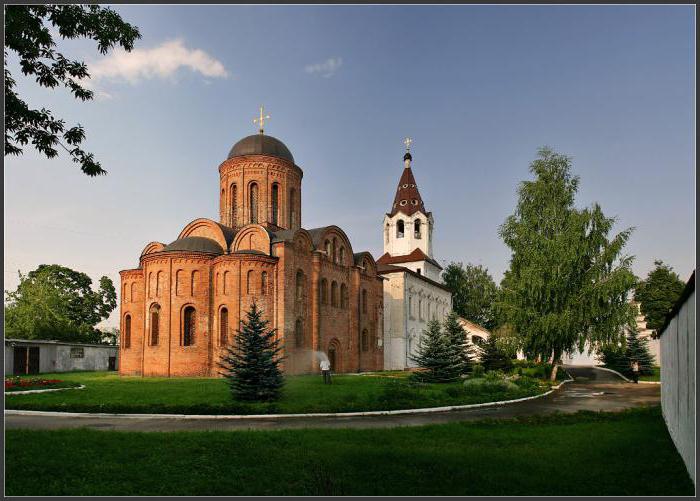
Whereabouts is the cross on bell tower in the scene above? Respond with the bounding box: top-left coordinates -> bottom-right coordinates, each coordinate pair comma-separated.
253,105 -> 271,134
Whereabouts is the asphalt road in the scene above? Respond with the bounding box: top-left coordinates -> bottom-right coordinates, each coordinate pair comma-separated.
4,366 -> 660,432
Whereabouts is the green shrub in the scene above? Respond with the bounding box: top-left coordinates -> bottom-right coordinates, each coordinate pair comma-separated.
462,377 -> 518,395
471,364 -> 485,378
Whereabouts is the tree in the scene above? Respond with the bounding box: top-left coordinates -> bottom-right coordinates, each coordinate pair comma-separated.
443,311 -> 476,374
4,264 -> 117,343
480,334 -> 512,372
99,327 -> 120,346
597,325 -> 655,377
498,147 -> 637,380
5,5 -> 140,176
634,260 -> 686,335
219,303 -> 284,401
410,319 -> 463,383
442,262 -> 498,329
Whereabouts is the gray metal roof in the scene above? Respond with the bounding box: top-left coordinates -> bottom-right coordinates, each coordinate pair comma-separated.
5,338 -> 119,349
228,134 -> 294,163
162,236 -> 224,255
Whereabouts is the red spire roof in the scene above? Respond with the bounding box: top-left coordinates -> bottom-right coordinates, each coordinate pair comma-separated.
389,157 -> 426,217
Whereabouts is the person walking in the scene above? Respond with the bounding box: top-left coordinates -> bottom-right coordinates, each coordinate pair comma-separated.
631,359 -> 640,384
320,358 -> 332,384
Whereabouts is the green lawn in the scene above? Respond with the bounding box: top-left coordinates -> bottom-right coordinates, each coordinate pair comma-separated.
4,407 -> 693,496
5,371 -> 550,415
640,366 -> 661,382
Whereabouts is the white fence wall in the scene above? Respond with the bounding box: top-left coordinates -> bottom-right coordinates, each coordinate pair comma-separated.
661,288 -> 695,485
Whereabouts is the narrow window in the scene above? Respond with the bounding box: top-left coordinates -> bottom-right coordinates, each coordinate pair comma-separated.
249,183 -> 259,224
362,329 -> 369,351
385,224 -> 390,243
150,304 -> 160,346
362,289 -> 368,313
320,279 -> 328,305
416,268 -> 421,275
409,296 -> 413,318
247,270 -> 254,295
156,271 -> 163,296
295,318 -> 303,348
261,272 -> 268,294
396,220 -> 404,238
271,184 -> 279,226
331,281 -> 338,307
289,189 -> 297,227
124,315 -> 131,348
183,306 -> 196,346
130,282 -> 136,302
332,237 -> 338,263
419,299 -> 423,320
341,283 -> 348,309
296,270 -> 305,301
191,270 -> 199,296
339,247 -> 345,266
325,240 -> 332,258
223,271 -> 229,295
220,307 -> 228,345
230,184 -> 237,227
414,220 -> 421,239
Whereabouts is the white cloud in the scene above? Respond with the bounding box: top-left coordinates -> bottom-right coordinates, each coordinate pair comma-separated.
86,39 -> 229,85
305,57 -> 343,78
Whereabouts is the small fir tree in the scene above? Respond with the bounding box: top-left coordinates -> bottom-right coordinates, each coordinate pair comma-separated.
410,319 -> 463,383
597,326 -> 655,377
443,312 -> 476,374
219,303 -> 284,401
480,334 -> 512,372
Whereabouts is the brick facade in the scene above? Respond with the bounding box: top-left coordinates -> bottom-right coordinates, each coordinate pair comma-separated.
119,133 -> 384,376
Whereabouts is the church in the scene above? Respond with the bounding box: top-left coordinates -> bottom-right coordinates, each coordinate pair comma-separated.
378,141 -> 453,369
118,109 -> 384,376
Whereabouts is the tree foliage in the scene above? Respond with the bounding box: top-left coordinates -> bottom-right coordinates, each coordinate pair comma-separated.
5,5 -> 140,175
410,319 -> 464,383
480,334 -> 513,372
442,262 -> 498,329
597,326 -> 655,377
634,260 -> 686,334
218,303 -> 285,401
4,264 -> 117,343
498,147 -> 637,379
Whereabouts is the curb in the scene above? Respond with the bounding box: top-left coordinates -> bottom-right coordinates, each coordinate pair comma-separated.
596,366 -> 661,384
5,384 -> 86,396
4,379 -> 575,421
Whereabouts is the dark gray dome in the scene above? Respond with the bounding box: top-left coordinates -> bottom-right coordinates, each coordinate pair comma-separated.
162,236 -> 224,255
228,134 -> 294,163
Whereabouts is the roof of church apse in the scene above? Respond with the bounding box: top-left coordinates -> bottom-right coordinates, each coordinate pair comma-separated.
161,236 -> 225,255
227,134 -> 295,164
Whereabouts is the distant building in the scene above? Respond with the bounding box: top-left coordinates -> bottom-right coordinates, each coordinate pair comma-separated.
379,142 -> 452,369
4,339 -> 118,376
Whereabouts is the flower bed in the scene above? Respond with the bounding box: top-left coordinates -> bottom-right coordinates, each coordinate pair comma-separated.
5,377 -> 80,392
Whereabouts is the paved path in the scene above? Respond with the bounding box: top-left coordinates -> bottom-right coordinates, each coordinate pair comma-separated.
5,366 -> 659,432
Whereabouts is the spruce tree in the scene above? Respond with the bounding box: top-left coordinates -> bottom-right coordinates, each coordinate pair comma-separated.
480,334 -> 512,372
218,303 -> 284,401
410,319 -> 463,383
624,326 -> 655,376
443,312 -> 475,374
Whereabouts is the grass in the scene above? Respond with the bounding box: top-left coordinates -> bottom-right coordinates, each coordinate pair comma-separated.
4,406 -> 693,496
640,366 -> 661,382
4,371 -> 551,415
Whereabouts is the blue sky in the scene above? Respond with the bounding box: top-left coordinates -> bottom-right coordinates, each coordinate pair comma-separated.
4,5 -> 695,328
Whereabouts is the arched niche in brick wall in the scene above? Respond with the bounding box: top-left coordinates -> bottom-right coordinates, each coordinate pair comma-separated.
140,242 -> 165,258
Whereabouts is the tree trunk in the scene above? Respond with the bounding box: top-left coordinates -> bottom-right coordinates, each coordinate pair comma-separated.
549,349 -> 560,381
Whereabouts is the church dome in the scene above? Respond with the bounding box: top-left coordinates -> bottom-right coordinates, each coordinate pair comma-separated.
227,134 -> 294,164
162,236 -> 224,255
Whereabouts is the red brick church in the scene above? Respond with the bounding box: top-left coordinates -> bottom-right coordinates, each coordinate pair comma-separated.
119,111 -> 384,376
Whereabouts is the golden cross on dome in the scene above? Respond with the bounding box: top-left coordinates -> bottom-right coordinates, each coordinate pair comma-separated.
403,137 -> 413,152
253,105 -> 271,134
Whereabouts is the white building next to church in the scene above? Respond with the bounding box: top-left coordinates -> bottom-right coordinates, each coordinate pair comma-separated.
378,141 -> 452,370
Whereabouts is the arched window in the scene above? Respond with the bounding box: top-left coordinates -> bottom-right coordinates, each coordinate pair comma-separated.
397,220 -> 404,238
230,184 -> 238,227
176,270 -> 184,296
271,183 -> 279,226
320,279 -> 328,305
147,272 -> 153,298
385,224 -> 390,243
419,299 -> 423,320
295,318 -> 303,348
361,329 -> 369,351
183,306 -> 196,346
124,315 -> 131,348
249,182 -> 259,224
332,237 -> 338,263
331,281 -> 338,307
339,247 -> 345,266
246,270 -> 254,295
261,272 -> 268,294
150,304 -> 160,346
223,271 -> 230,295
414,220 -> 421,239
362,289 -> 368,313
220,307 -> 228,345
191,270 -> 199,296
295,270 -> 305,301
325,240 -> 332,258
341,283 -> 348,309
123,283 -> 128,303
130,282 -> 136,302
289,189 -> 297,227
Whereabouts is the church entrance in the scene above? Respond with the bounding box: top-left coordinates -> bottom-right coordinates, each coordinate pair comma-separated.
328,339 -> 340,373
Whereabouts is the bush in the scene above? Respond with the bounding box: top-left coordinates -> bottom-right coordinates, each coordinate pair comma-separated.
471,364 -> 485,378
462,376 -> 519,395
